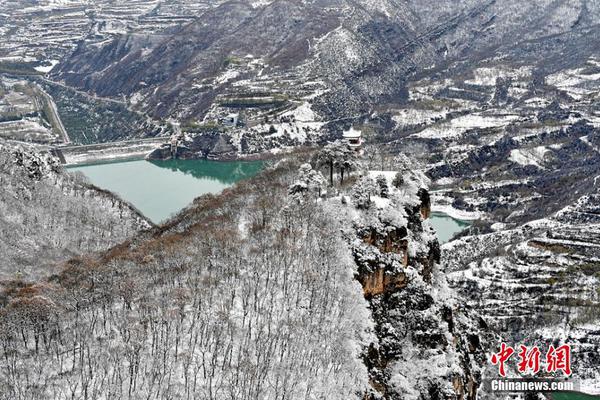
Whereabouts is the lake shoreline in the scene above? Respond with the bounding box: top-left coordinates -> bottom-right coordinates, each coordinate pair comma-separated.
62,144 -> 289,167
67,158 -> 264,224
429,212 -> 471,244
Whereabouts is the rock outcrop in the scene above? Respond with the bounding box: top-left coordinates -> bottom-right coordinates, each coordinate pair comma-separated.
335,174 -> 490,399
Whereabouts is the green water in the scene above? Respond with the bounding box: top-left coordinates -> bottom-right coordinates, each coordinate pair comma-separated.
67,158 -> 264,223
429,212 -> 471,243
551,393 -> 600,400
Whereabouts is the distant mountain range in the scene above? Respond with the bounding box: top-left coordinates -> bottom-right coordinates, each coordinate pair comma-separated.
51,0 -> 600,121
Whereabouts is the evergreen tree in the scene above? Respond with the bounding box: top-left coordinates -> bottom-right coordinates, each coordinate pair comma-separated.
352,176 -> 377,209
335,145 -> 359,185
315,142 -> 339,186
376,174 -> 389,198
392,172 -> 404,189
288,163 -> 326,201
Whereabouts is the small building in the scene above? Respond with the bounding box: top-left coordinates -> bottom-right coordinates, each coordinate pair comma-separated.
221,113 -> 239,128
343,127 -> 363,150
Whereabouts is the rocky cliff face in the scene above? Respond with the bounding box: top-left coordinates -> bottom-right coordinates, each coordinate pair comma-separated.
328,170 -> 492,399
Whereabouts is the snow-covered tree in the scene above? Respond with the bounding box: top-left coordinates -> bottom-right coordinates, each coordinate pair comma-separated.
393,153 -> 419,173
352,176 -> 377,209
376,174 -> 389,198
288,163 -> 326,201
315,142 -> 338,186
315,140 -> 358,186
392,172 -> 404,189
334,145 -> 359,185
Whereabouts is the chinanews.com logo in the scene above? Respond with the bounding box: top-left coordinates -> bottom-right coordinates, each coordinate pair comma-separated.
486,342 -> 580,393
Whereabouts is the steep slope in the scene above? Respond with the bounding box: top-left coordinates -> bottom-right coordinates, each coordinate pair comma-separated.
53,0 -> 600,118
334,170 -> 492,399
0,141 -> 150,287
0,151 -> 491,399
40,0 -> 600,159
443,191 -> 600,394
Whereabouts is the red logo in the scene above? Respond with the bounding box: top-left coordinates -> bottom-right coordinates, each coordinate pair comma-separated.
546,345 -> 572,376
491,343 -> 515,377
517,345 -> 541,375
490,343 -> 572,377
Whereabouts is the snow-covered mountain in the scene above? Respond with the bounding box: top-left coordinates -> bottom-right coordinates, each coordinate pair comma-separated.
0,141 -> 150,285
0,149 -> 495,399
2,0 -> 600,398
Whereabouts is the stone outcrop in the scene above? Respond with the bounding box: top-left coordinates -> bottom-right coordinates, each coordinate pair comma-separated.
147,130 -> 239,160
345,184 -> 489,400
358,267 -> 407,297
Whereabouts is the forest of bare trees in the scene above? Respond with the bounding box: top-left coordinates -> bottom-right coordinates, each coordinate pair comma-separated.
0,156 -> 373,400
0,144 -> 150,284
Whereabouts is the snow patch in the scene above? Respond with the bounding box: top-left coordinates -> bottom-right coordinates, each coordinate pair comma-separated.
34,60 -> 59,73
412,113 -> 519,139
508,146 -> 549,168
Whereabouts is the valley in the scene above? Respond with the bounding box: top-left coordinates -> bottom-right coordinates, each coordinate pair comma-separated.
68,158 -> 264,223
1,0 -> 600,399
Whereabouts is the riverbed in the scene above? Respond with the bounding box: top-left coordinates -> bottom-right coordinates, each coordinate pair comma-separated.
67,158 -> 264,223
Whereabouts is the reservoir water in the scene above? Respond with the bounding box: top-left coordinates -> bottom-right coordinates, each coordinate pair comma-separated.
551,393 -> 600,400
429,212 -> 471,243
69,159 -> 472,239
67,158 -> 264,224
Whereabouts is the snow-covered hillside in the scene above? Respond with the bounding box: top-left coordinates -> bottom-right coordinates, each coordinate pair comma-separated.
0,141 -> 150,284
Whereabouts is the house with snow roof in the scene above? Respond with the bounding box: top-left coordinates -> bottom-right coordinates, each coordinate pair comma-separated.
343,127 -> 363,151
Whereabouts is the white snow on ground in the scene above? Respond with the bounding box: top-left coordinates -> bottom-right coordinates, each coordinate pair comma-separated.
408,78 -> 453,101
392,108 -> 448,127
535,323 -> 600,395
368,170 -> 398,184
585,114 -> 600,128
303,87 -> 330,100
249,0 -> 274,7
431,204 -> 481,220
547,71 -> 600,88
580,378 -> 600,395
215,68 -> 241,84
546,60 -> 600,99
524,97 -> 551,107
0,55 -> 37,63
34,60 -> 59,73
508,146 -> 549,168
471,178 -> 532,190
0,118 -> 54,142
129,92 -> 145,105
315,26 -> 367,74
491,222 -> 507,231
434,177 -> 454,186
254,121 -> 323,142
465,66 -> 531,86
371,196 -> 390,209
412,113 -> 520,139
251,101 -> 324,142
282,101 -> 318,122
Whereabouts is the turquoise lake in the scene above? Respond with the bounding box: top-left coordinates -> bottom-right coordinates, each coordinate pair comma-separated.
551,392 -> 600,400
68,158 -> 473,241
429,212 -> 471,243
67,158 -> 264,223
